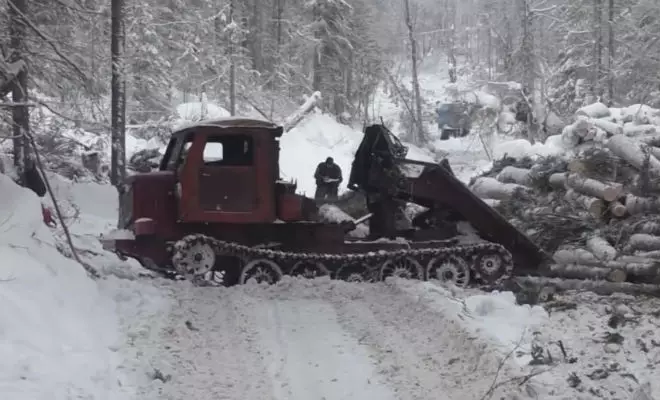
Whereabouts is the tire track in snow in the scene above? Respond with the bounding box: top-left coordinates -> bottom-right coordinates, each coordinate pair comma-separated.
327,280 -> 527,400
240,292 -> 398,400
240,277 -> 528,400
123,279 -> 274,400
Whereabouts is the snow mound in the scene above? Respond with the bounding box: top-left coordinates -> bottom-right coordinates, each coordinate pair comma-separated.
175,101 -> 230,121
393,280 -> 548,364
493,137 -> 566,160
280,110 -> 435,196
0,173 -> 128,399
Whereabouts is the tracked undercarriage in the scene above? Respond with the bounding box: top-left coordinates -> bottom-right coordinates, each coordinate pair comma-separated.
168,234 -> 514,288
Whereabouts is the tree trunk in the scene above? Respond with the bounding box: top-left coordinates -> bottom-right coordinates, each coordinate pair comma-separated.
111,0 -> 127,192
8,0 -> 29,183
593,0 -> 603,96
403,0 -> 425,146
607,0 -> 614,104
228,0 -> 236,116
249,0 -> 263,72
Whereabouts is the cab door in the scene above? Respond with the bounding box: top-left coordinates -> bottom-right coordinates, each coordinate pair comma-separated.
197,134 -> 258,213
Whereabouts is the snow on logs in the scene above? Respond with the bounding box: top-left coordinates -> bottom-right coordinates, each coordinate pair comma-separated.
469,177 -> 528,201
495,166 -> 532,185
471,102 -> 660,292
606,134 -> 660,174
576,101 -> 611,119
551,245 -> 659,284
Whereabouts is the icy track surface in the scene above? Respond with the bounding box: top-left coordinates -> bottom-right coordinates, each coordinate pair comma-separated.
117,276 -> 531,400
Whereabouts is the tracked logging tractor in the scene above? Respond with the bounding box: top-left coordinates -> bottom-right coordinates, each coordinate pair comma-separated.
104,118 -> 547,288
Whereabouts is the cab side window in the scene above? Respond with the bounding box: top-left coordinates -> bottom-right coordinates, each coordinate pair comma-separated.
202,135 -> 254,167
164,133 -> 194,171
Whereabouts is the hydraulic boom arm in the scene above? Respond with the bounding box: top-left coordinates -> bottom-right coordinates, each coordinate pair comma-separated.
347,124 -> 546,273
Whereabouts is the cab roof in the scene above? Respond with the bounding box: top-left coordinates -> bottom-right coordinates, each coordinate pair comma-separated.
172,117 -> 283,138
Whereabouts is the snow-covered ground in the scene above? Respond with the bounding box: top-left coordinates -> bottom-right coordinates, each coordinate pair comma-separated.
6,162 -> 658,399
1,66 -> 658,400
0,174 -> 130,399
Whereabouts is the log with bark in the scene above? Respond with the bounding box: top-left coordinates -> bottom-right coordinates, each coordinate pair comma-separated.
608,201 -> 626,217
515,276 -> 660,298
606,134 -> 660,174
564,173 -> 623,201
591,118 -> 623,136
624,194 -> 660,215
561,117 -> 595,146
548,172 -> 568,189
623,124 -> 656,137
495,166 -> 532,185
547,264 -> 626,282
627,233 -> 660,251
564,189 -> 604,216
634,221 -> 660,235
586,236 -> 618,260
552,248 -> 660,282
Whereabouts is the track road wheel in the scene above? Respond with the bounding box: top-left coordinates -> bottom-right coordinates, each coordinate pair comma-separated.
427,255 -> 470,288
336,262 -> 374,283
472,251 -> 513,284
240,258 -> 283,285
380,256 -> 424,281
290,260 -> 330,279
172,242 -> 216,279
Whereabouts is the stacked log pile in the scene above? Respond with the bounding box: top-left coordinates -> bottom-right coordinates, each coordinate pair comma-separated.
469,102 -> 660,294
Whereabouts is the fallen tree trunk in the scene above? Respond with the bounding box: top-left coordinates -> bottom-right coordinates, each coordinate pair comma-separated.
624,194 -> 660,215
634,221 -> 660,234
553,248 -> 599,264
606,134 -> 660,174
586,236 -> 617,260
561,117 -> 594,146
608,201 -> 627,217
627,233 -> 660,251
552,249 -> 658,280
592,118 -> 623,136
547,264 -> 625,282
469,177 -> 527,200
565,173 -> 623,201
564,189 -> 604,217
515,276 -> 660,297
635,250 -> 660,259
283,91 -> 322,132
623,124 -> 656,137
548,172 -> 568,189
496,166 -> 532,185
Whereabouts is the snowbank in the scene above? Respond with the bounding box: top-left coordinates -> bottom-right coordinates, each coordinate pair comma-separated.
280,110 -> 435,196
492,137 -> 566,160
0,174 -> 129,399
393,280 -> 548,364
46,173 -> 119,234
175,101 -> 230,122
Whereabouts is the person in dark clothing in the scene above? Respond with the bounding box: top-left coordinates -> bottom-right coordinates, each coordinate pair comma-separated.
314,157 -> 342,201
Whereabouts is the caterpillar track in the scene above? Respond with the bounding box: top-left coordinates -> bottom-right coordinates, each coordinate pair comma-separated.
170,234 -> 515,288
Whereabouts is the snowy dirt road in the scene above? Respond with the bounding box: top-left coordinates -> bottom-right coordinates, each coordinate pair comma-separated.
115,276 -> 528,400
